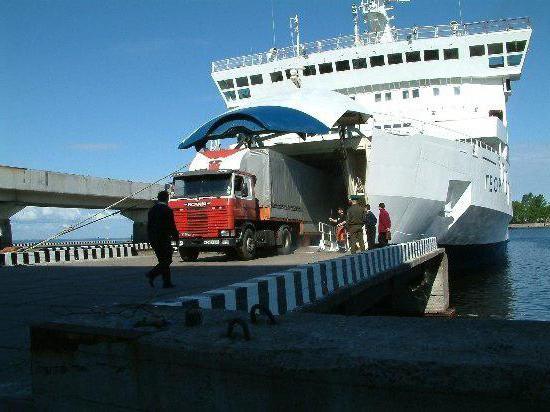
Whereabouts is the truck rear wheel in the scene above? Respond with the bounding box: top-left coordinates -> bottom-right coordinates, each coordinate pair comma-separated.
179,247 -> 199,262
277,226 -> 294,255
237,228 -> 256,260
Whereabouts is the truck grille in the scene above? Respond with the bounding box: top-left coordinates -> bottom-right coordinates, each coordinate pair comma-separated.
174,207 -> 229,237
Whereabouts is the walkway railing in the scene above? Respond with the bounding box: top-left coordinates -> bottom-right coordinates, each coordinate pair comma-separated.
318,222 -> 339,252
212,17 -> 531,72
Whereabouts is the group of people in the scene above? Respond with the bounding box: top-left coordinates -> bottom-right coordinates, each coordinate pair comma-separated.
329,198 -> 392,254
145,190 -> 392,288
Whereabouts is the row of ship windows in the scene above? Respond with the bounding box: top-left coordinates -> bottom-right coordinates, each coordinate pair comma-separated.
373,86 -> 461,102
219,40 -> 527,101
374,123 -> 413,130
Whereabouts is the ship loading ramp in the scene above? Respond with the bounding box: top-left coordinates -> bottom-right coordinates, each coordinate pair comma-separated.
179,90 -> 373,219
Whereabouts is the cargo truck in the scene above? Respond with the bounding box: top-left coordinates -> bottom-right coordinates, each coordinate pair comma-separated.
169,148 -> 336,260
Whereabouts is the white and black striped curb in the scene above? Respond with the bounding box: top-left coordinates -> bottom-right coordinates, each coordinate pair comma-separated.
155,237 -> 438,315
13,239 -> 134,248
0,243 -> 152,267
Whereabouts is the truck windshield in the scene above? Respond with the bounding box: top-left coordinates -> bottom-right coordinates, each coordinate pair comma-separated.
173,174 -> 232,198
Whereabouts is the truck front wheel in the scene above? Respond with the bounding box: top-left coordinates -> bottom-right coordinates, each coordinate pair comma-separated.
277,226 -> 294,255
179,247 -> 199,262
237,228 -> 256,260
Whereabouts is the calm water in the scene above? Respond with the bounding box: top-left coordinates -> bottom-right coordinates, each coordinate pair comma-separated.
450,228 -> 550,321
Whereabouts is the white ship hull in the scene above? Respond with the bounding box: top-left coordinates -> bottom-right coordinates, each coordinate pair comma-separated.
367,132 -> 512,246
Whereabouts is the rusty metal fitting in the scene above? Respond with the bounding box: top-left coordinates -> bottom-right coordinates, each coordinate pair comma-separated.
226,318 -> 251,341
185,308 -> 203,327
249,304 -> 278,325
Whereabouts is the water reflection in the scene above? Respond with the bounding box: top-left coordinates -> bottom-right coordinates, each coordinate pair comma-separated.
448,228 -> 550,321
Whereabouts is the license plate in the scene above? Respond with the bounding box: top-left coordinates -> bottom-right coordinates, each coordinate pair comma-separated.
203,239 -> 220,245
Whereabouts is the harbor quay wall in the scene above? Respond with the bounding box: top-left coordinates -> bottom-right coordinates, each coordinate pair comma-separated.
155,238 -> 448,317
30,311 -> 550,410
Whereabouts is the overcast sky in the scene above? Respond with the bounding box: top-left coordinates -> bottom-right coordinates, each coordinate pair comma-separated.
2,0 -> 548,241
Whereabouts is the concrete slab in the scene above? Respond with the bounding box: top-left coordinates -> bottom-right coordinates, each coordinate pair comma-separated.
30,309 -> 550,410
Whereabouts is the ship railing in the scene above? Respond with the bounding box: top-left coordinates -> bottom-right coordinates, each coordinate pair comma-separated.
212,17 -> 531,72
458,138 -> 501,157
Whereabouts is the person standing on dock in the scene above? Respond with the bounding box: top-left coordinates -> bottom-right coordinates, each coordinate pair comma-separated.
146,191 -> 179,288
346,197 -> 365,254
378,203 -> 392,247
364,204 -> 377,250
329,207 -> 347,251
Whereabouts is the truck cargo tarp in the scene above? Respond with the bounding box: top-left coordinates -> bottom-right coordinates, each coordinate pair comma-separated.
179,90 -> 370,151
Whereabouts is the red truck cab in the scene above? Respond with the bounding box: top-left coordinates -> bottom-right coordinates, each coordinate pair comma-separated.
169,170 -> 272,260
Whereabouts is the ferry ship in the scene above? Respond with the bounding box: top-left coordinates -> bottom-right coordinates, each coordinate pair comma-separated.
180,0 -> 532,247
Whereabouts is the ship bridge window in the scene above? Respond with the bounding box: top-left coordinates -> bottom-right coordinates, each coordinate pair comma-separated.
285,69 -> 292,79
335,60 -> 351,71
433,87 -> 440,96
403,90 -> 410,99
352,58 -> 368,69
507,54 -> 523,66
424,49 -> 440,61
454,86 -> 461,95
488,43 -> 503,55
370,55 -> 385,67
270,71 -> 284,82
250,74 -> 263,85
469,45 -> 485,57
223,90 -> 237,101
375,93 -> 382,102
406,51 -> 421,63
444,48 -> 459,60
218,79 -> 234,90
385,92 -> 392,101
489,56 -> 505,68
303,65 -> 317,76
507,40 -> 527,53
238,88 -> 251,99
319,63 -> 334,74
236,77 -> 249,87
412,88 -> 420,98
388,53 -> 403,65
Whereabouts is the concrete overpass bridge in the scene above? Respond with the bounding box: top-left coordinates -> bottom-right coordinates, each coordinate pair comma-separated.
0,165 -> 165,247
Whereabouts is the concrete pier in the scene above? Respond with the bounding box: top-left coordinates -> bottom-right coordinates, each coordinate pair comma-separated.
30,310 -> 550,410
0,203 -> 24,249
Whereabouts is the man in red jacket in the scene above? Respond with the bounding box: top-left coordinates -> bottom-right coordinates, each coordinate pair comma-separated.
378,203 -> 391,247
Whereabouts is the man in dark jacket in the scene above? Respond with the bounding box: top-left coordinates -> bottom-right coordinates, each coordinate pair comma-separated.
146,191 -> 179,288
364,204 -> 377,250
346,197 -> 365,254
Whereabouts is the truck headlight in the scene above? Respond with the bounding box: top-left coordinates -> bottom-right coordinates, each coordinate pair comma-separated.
220,230 -> 230,237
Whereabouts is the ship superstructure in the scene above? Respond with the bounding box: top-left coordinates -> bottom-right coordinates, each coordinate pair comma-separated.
187,0 -> 533,246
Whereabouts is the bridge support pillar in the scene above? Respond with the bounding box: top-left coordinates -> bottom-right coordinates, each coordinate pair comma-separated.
0,204 -> 24,249
121,209 -> 149,243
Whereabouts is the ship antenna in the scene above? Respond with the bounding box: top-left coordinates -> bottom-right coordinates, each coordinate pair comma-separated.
289,15 -> 301,56
271,0 -> 277,47
458,0 -> 463,25
352,4 -> 362,45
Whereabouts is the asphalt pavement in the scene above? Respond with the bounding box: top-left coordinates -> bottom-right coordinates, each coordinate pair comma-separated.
0,248 -> 341,402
